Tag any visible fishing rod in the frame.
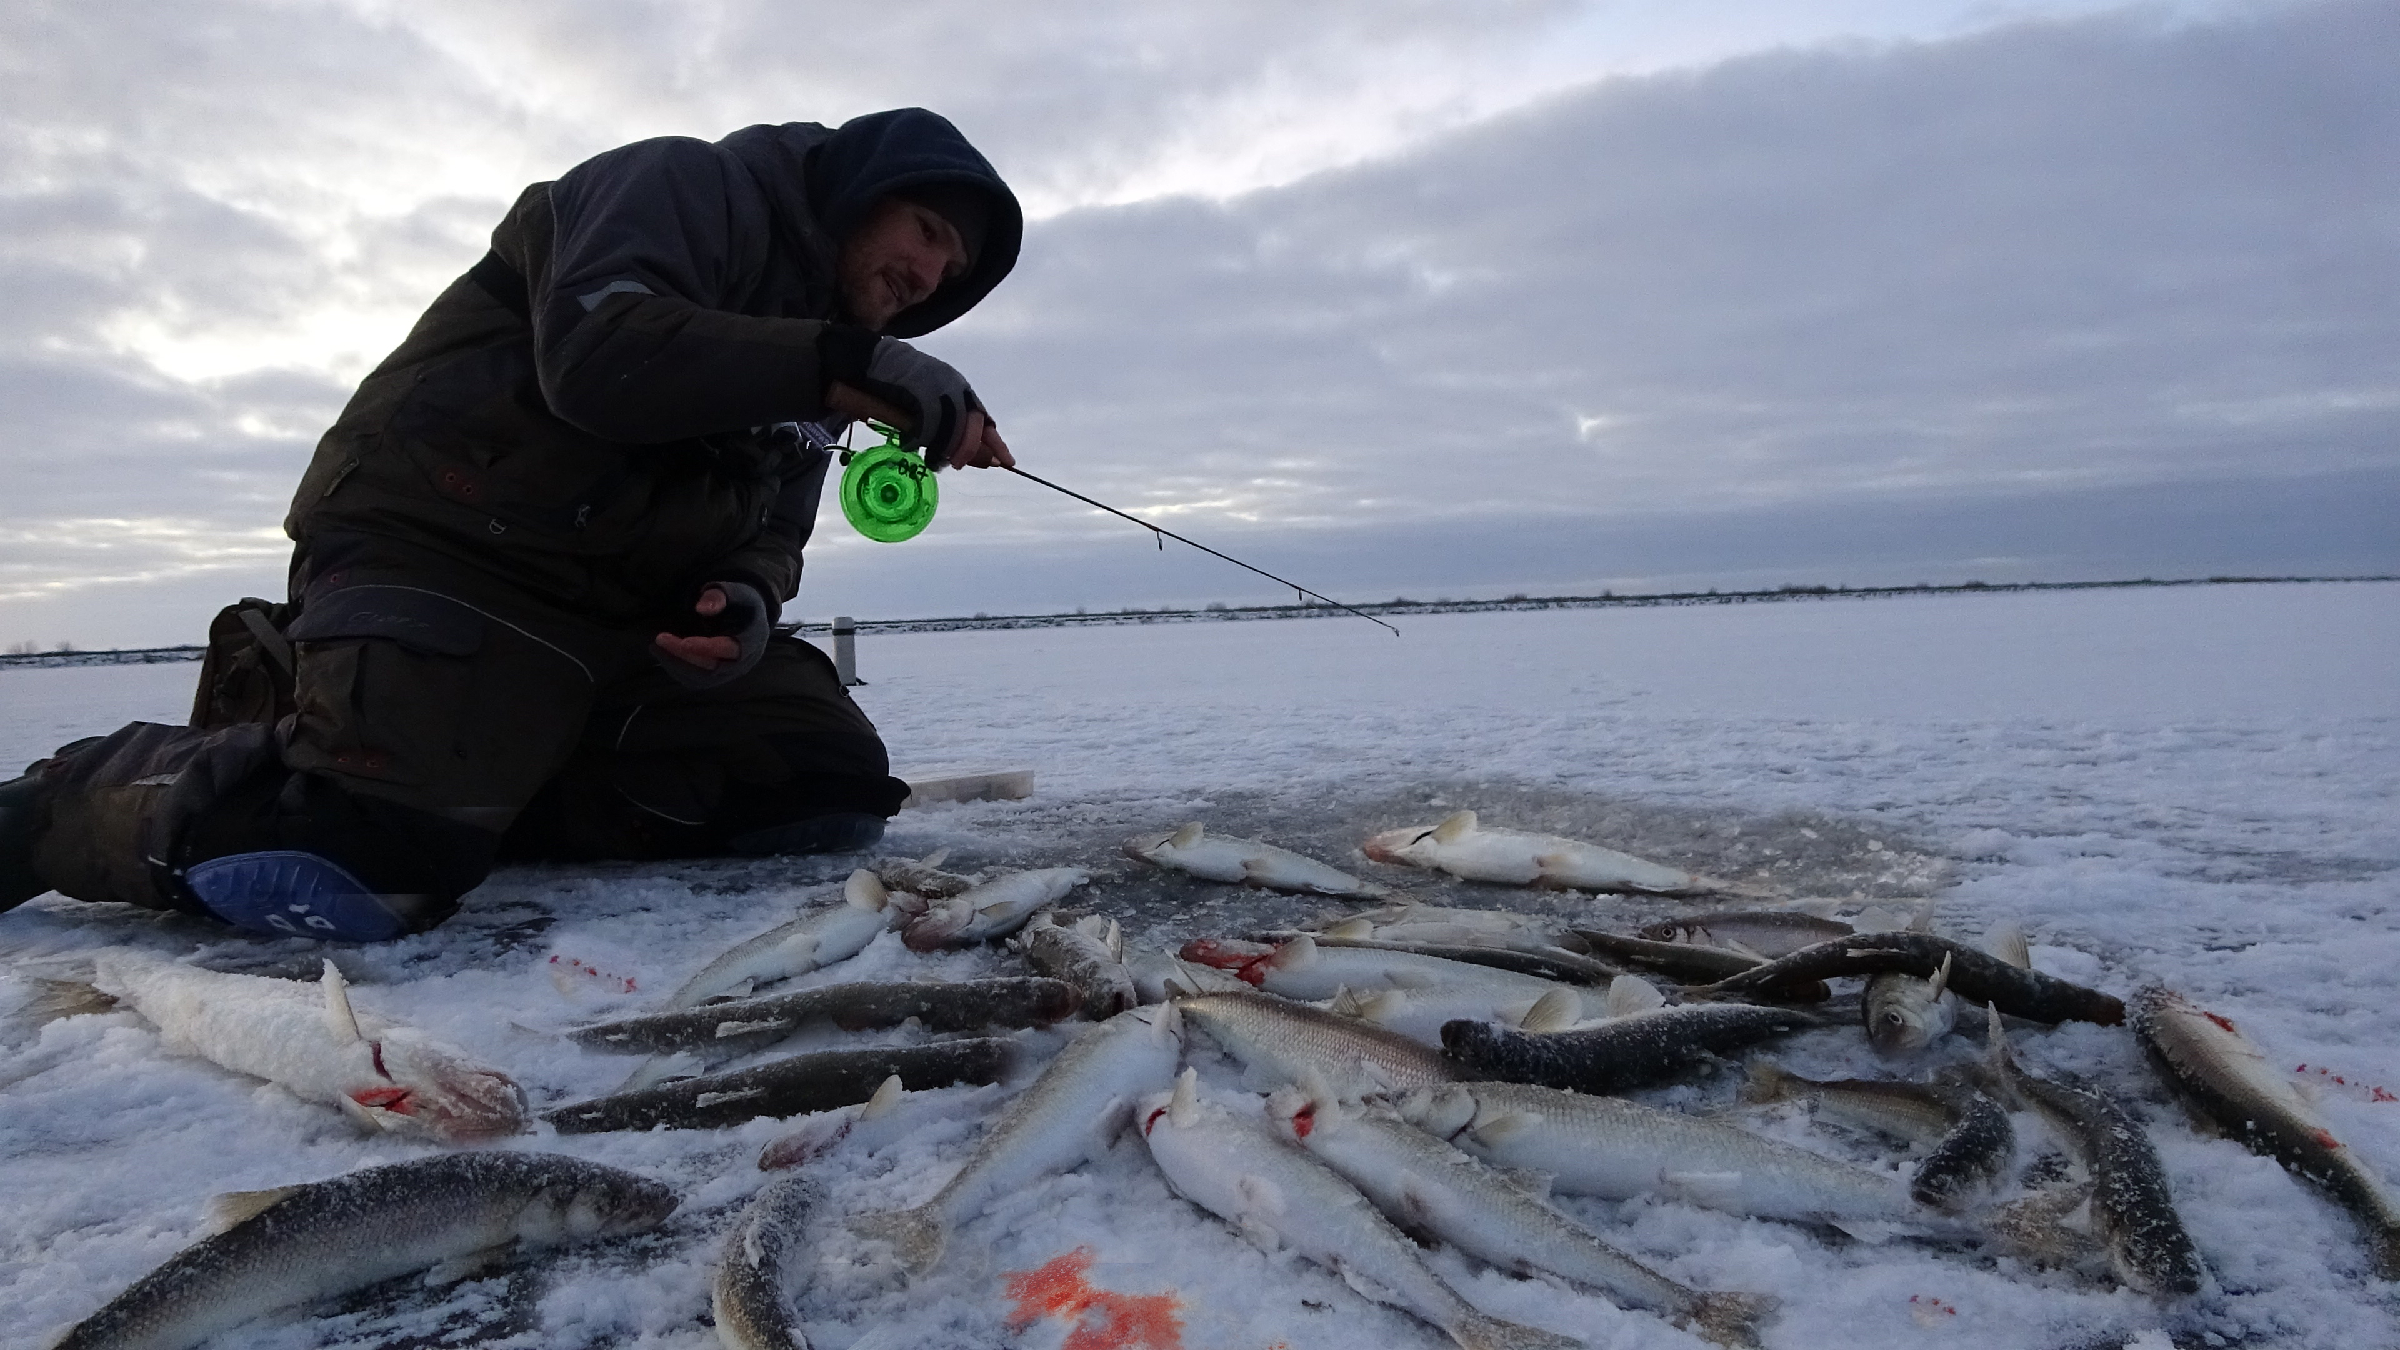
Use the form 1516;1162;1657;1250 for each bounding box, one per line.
833;419;1399;637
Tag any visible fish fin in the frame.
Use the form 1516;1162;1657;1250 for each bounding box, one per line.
1494;1167;1554;1200
1852;906;1905;933
1357;990;1409;1025
1471;1110;1540;1146
1170;822;1205;849
919;848;950;868
1720;938;1770;962
1322;917;1375;940
206;1186;303;1231
424;1245;513;1286
861;1074;905;1119
1519;988;1582;1034
845;868;890;913
1450;1312;1582;1350
1827;1218;1906;1244
1906;898;1937;934
618;1053;702;1094
1271;934;1319;970
1430;810;1478;844
1235;1215;1284;1253
1742;1060;1799;1104
1328;985;1365;1018
1985;922;2031;970
1384;969;1440;991
1926;952;1954;999
1236;1173;1287;1217
1604;975;1667;1019
321;960;364;1045
1686;1291;1779;1350
1662;1170;1746;1210
1169;1066;1201;1127
852;1205;947;1275
1085;1095;1134;1162
25;978;117;1024
1146;1000;1184;1043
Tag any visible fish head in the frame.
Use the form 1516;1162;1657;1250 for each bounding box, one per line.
901;898;974;951
346;1033;529;1140
1864;979;1951;1056
1361;826;1433;865
1177;937;1275;984
539;1167;681;1241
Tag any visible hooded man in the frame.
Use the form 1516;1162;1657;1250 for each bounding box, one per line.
0;109;1023;941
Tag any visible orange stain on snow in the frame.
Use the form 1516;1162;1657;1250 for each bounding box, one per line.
1004;1248;1184;1350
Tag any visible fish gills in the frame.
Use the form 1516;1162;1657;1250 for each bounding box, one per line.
2132;985;2400;1279
54;1153;675;1350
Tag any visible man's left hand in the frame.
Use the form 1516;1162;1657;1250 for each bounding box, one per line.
655;586;741;670
653;581;771;689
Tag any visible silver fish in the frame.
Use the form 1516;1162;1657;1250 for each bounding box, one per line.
1139;1070;1576;1350
86;952;525;1141
1178;991;1459;1100
544;1038;1015;1135
871;849;979;899
2133;985;2400;1279
568;977;1077;1059
1017;911;1138;1019
901;867;1088;951
1396;1080;1936;1232
852;1003;1184;1274
1124;822;1393;898
667;870;898;1007
1639;910;1854;958
1181;934;1569;1004
1363;811;1741;896
1270;1088;1775;1346
52;1152;676;1350
712;1174;821;1350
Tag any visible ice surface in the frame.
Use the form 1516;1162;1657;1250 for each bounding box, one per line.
0;582;2394;1348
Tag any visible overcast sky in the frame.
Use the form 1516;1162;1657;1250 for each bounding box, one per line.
2;0;2392;647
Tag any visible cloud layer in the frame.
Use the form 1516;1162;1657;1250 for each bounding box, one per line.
0;0;2389;646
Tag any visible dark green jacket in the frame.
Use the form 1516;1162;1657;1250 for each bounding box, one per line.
285;110;1020;625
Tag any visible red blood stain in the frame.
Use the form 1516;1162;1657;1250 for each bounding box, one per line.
2204;1011;2241;1034
1177;939;1273;985
2297;1064;2397;1103
548;954;638;993
1004;1248;1184;1350
1289;1105;1316;1140
349;1086;412;1111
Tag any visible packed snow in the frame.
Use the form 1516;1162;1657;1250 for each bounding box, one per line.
1;580;2395;1350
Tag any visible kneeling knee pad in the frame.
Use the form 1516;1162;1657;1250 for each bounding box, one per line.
182;851;450;941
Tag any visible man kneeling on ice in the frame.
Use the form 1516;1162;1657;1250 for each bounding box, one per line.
0;109;1021;941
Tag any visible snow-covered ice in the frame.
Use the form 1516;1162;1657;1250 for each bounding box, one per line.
1;581;2394;1349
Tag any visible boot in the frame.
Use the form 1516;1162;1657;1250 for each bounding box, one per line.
0;771;48;909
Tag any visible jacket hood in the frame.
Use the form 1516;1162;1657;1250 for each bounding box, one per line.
720;109;1021;338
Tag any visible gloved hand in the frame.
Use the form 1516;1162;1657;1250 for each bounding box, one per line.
651;581;770;690
818;325;983;468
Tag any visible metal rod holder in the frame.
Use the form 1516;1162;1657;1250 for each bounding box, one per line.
832;615;862;686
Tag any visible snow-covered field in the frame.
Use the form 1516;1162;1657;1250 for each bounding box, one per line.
2;581;2395;1350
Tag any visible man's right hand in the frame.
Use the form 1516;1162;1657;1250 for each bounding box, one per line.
821;328;1009;470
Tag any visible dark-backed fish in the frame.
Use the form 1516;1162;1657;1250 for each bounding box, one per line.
1442;1003;1824;1093
542;1038;1015;1134
566;978;1076;1058
1700;933;2123;1025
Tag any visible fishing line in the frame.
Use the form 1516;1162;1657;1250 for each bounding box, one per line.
837;422;1398;636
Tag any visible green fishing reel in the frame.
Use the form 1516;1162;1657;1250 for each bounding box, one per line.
838;423;938;542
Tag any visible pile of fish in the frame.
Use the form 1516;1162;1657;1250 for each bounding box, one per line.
28;812;2400;1350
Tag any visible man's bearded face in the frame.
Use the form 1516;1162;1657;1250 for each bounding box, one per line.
837;197;970;331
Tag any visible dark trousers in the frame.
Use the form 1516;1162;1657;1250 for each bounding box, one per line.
27;563;905;934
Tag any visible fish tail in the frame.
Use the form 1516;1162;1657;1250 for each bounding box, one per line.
851;1205;947;1275
2369;1222;2400;1281
1451;1311;1580;1350
25;977;116;1024
1682;1291;1778;1349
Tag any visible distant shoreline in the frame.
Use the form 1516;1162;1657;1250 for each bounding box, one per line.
7;572;2390;668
